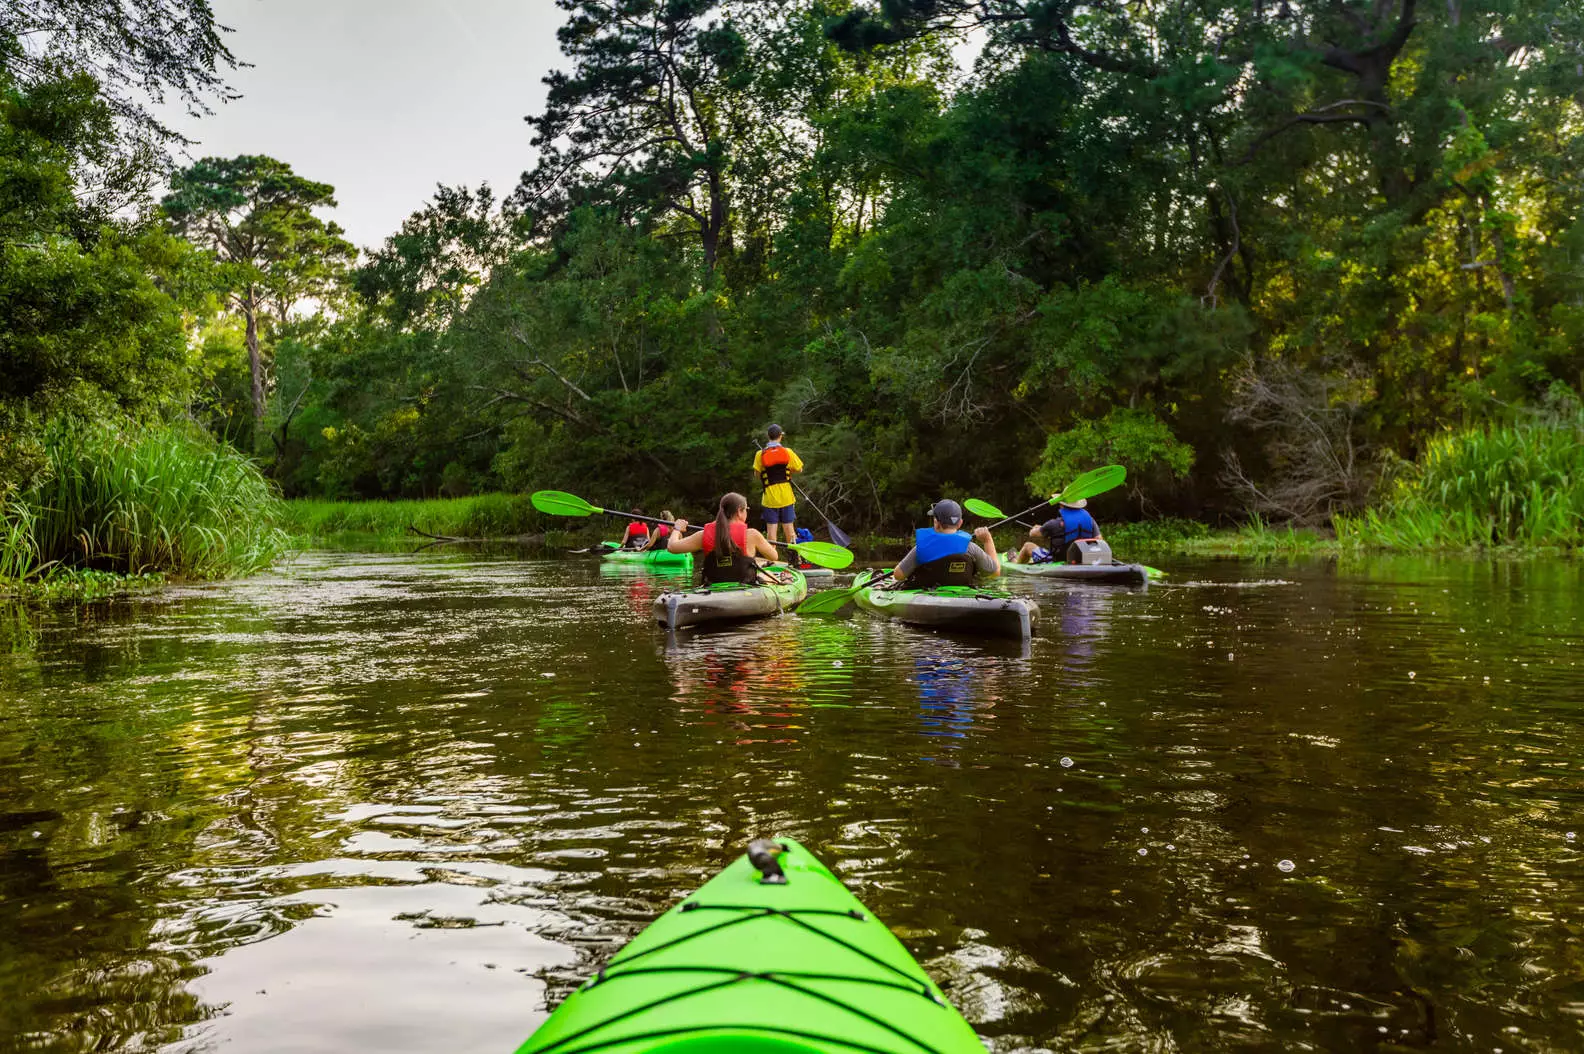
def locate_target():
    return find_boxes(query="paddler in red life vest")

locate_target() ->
[752,424,804,546]
[667,492,783,585]
[890,499,1000,587]
[639,510,675,552]
[620,507,650,549]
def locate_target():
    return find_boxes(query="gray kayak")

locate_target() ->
[1000,560,1150,584]
[654,568,809,629]
[850,569,1039,640]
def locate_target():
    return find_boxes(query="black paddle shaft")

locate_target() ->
[988,499,1055,532]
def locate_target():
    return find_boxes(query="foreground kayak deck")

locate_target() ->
[516,838,984,1054]
[655,568,808,629]
[851,569,1038,640]
[999,559,1149,584]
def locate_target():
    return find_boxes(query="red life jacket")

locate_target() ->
[623,522,649,543]
[699,520,759,585]
[758,445,792,487]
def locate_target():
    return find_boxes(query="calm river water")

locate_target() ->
[1,551,1580,1052]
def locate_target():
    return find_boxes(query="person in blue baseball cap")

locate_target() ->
[888,499,1000,588]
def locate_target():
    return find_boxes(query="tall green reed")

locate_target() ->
[1338,412,1584,549]
[4,420,288,580]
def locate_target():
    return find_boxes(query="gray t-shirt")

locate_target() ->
[893,540,997,580]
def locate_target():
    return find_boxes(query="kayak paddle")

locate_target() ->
[969,465,1128,531]
[797,580,868,616]
[531,490,853,570]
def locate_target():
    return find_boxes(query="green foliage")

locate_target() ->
[2,419,287,580]
[1340,411,1584,549]
[281,494,551,542]
[1029,409,1195,497]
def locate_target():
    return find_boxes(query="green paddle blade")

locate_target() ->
[796,585,861,616]
[1057,465,1126,503]
[531,490,601,517]
[964,498,1005,519]
[1144,565,1166,579]
[785,540,854,569]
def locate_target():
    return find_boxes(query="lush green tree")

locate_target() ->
[161,156,355,423]
[0,66,191,494]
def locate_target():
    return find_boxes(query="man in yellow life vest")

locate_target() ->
[752,423,804,545]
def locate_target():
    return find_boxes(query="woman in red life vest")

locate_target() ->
[667,492,782,585]
[620,507,649,549]
[639,510,675,551]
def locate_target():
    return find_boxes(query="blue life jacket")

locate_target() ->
[1056,507,1099,549]
[794,527,814,544]
[908,528,975,588]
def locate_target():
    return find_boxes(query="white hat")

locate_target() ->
[1057,498,1088,509]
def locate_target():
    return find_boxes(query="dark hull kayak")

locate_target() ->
[655,569,808,629]
[516,838,984,1053]
[999,560,1149,584]
[851,569,1038,640]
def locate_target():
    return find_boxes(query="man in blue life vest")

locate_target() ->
[1011,498,1101,564]
[890,499,1000,588]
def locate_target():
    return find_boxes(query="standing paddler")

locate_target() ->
[667,492,783,585]
[752,424,803,547]
[890,499,1001,587]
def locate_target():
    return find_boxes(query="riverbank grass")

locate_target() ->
[283,493,576,545]
[1,421,286,595]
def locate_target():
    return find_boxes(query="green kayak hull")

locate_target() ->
[999,560,1149,584]
[654,568,808,629]
[601,544,694,569]
[515,839,984,1053]
[850,569,1038,640]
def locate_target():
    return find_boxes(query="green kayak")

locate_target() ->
[515,838,984,1053]
[655,568,807,629]
[601,543,694,570]
[850,568,1038,640]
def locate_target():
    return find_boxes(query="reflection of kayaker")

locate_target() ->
[916,656,981,747]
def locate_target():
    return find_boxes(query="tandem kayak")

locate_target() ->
[850,568,1039,640]
[515,838,984,1054]
[655,568,808,629]
[999,559,1150,584]
[600,543,694,570]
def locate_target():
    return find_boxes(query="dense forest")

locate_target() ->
[4,0,1583,562]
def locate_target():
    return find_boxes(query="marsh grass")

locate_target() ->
[1,420,287,583]
[283,493,554,542]
[1338,413,1584,550]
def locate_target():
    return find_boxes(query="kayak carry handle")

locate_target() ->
[748,839,789,884]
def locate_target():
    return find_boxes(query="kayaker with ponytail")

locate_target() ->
[890,499,1000,588]
[668,492,782,585]
[752,424,803,546]
[1010,498,1101,565]
[639,510,676,552]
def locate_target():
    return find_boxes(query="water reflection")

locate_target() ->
[0,552,1580,1052]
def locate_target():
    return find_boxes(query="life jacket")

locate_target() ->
[758,444,792,487]
[904,528,976,588]
[623,522,649,544]
[700,520,761,585]
[1054,507,1098,549]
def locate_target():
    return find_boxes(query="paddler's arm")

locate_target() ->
[787,448,803,474]
[745,527,780,562]
[971,527,1000,577]
[890,548,919,585]
[667,520,703,553]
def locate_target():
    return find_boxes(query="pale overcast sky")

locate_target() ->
[159,0,567,250]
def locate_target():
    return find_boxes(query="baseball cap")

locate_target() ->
[931,499,963,526]
[767,423,783,438]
